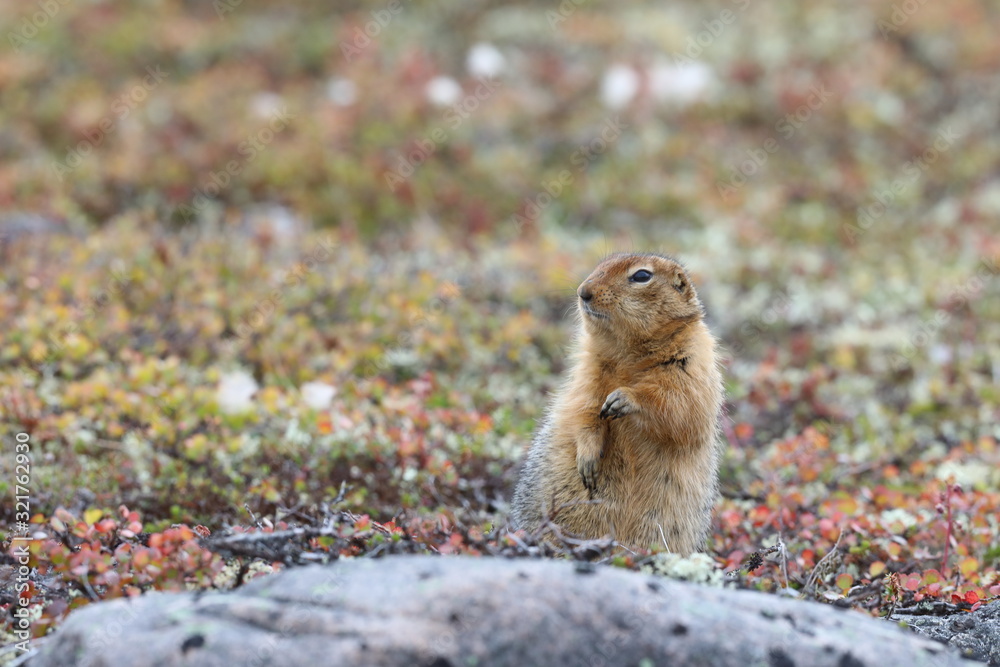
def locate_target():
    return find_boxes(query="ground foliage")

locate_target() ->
[2,0,1000,654]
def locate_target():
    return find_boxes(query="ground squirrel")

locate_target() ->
[511,252,723,554]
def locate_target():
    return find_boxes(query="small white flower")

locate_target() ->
[466,43,505,78]
[283,418,312,446]
[426,76,462,106]
[929,344,952,366]
[250,92,284,118]
[326,77,357,106]
[73,429,96,445]
[880,508,919,530]
[600,64,640,110]
[217,371,258,414]
[650,61,714,106]
[301,381,336,410]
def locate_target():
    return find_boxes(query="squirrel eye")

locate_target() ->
[629,270,652,283]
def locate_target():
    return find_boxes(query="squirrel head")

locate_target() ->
[576,253,703,344]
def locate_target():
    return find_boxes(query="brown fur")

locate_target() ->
[511,253,724,554]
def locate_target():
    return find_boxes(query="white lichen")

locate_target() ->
[641,551,725,586]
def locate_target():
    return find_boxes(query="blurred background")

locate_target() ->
[2,0,997,240]
[1,0,1000,631]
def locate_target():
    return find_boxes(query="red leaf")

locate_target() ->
[95,519,118,534]
[734,422,754,440]
[965,591,979,604]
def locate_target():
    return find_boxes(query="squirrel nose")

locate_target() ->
[578,284,593,302]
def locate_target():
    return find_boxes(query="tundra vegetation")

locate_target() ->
[1,0,999,654]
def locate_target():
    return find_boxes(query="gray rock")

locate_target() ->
[899,601,1000,665]
[27,555,973,667]
[0,213,72,241]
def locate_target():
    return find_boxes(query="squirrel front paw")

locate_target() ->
[599,388,637,420]
[577,453,600,495]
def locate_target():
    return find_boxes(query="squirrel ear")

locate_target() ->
[671,272,686,293]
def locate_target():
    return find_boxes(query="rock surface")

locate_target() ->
[900,601,1000,665]
[27,555,974,667]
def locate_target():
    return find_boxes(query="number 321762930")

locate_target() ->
[15,433,30,520]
